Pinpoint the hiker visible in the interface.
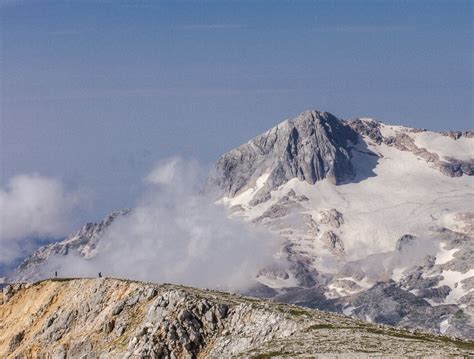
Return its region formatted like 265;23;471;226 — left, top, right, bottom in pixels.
98;272;102;278
55;271;57;278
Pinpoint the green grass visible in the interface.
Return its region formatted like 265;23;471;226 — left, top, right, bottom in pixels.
287;308;309;317
305;323;336;330
250;351;292;358
305;322;474;352
434;335;474;351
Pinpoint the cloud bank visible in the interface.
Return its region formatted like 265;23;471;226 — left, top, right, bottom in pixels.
0;174;84;265
43;158;278;291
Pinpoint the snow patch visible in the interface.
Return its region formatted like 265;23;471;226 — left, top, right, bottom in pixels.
440;319;450;334
256;272;298;289
220;172;270;208
378;123;406;138
413;131;474;161
435;243;459;265
435;269;474;304
342;306;356;316
392;267;407;281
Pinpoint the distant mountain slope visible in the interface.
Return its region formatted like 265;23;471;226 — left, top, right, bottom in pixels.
1;278;473;358
210;110;474;338
6;110;474;339
6;210;130;283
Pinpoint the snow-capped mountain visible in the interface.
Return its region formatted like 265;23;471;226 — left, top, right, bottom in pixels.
208;110;473;338
6;110;473;338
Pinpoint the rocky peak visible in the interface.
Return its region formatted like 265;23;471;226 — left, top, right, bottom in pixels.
347;118;384;144
207;110;358;198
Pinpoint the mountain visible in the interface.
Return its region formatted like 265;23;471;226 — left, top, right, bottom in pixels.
208;110;473;338
1;278;473;358
6;210;130;283
6;110;474;339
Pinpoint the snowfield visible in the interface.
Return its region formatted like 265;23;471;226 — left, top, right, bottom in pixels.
223;134;473;261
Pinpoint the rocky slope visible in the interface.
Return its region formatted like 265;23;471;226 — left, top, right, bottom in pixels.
5;109;474;339
211;111;474;339
206;111;357;202
1;278;473;358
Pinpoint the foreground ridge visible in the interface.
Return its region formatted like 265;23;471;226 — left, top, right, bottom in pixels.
1;278;472;358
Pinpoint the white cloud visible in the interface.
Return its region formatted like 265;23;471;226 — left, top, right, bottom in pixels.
45;158;279;291
0;174;84;264
145;157;204;188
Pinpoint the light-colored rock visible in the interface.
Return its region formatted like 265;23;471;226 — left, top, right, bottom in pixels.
207;110;357;199
1;278;472;358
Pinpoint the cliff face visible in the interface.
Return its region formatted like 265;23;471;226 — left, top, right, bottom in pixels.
1;278;472;358
207;111;357;200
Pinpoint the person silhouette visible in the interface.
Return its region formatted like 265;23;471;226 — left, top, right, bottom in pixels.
55;271;57;278
98;272;102;278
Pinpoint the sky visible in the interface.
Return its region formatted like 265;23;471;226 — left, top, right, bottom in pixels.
1;0;473;226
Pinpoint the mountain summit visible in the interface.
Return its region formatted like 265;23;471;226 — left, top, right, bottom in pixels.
208;111;357;199
6;109;474;339
209;110;472;199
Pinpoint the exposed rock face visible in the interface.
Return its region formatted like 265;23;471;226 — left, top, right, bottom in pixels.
253;191;304;224
347;118;384;144
1;279;472;358
395;234;417;252
336;282;461;330
7;331;24;353
321;231;345;257
440;131;474;140
439;157;474;177
207;110;358;199
319;209;344;229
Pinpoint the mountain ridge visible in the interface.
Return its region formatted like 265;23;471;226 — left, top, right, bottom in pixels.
1;278;473;358
5;109;473;339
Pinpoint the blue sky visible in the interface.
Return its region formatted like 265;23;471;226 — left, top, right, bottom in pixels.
1;0;473;221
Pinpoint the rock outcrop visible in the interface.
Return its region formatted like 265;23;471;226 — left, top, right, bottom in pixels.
1;278;472;358
207;110;358;199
